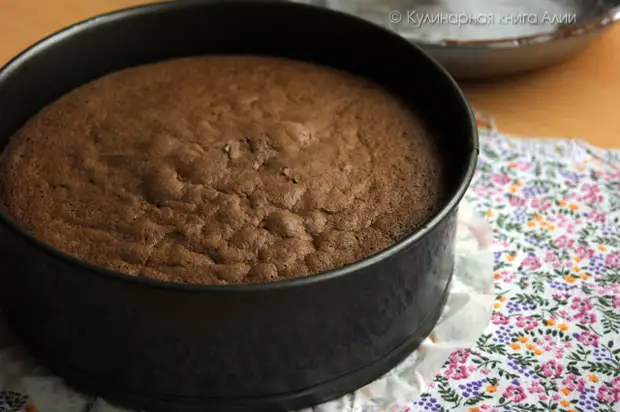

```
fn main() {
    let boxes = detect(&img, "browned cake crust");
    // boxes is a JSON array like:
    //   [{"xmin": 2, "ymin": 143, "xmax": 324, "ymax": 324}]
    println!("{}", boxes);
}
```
[{"xmin": 0, "ymin": 56, "xmax": 444, "ymax": 285}]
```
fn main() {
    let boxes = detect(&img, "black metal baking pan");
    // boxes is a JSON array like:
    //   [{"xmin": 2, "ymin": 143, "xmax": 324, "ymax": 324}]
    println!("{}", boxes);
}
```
[{"xmin": 0, "ymin": 0, "xmax": 478, "ymax": 411}]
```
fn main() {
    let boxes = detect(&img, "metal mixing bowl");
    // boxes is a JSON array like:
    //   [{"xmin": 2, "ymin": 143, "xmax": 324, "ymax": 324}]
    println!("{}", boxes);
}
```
[{"xmin": 311, "ymin": 0, "xmax": 620, "ymax": 79}]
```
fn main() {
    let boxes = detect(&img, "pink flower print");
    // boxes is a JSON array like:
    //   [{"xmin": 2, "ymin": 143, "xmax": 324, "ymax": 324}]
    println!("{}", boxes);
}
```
[
  {"xmin": 577, "ymin": 331, "xmax": 599, "ymax": 347},
  {"xmin": 581, "ymin": 183, "xmax": 600, "ymax": 193},
  {"xmin": 606, "ymin": 171, "xmax": 620, "ymax": 182},
  {"xmin": 515, "ymin": 162, "xmax": 531, "ymax": 171},
  {"xmin": 580, "ymin": 184, "xmax": 603, "ymax": 205},
  {"xmin": 500, "ymin": 272, "xmax": 516, "ymax": 282},
  {"xmin": 559, "ymin": 295, "xmax": 572, "ymax": 303},
  {"xmin": 556, "ymin": 218, "xmax": 574, "ymax": 230},
  {"xmin": 531, "ymin": 198, "xmax": 552, "ymax": 211},
  {"xmin": 559, "ymin": 310, "xmax": 570, "ymax": 318},
  {"xmin": 516, "ymin": 315, "xmax": 538, "ymax": 331},
  {"xmin": 552, "ymin": 394, "xmax": 561, "ymax": 401},
  {"xmin": 571, "ymin": 297, "xmax": 593, "ymax": 312},
  {"xmin": 613, "ymin": 296, "xmax": 620, "ymax": 308},
  {"xmin": 541, "ymin": 360, "xmax": 564, "ymax": 378},
  {"xmin": 544, "ymin": 250, "xmax": 559, "ymax": 263},
  {"xmin": 528, "ymin": 381, "xmax": 545, "ymax": 394},
  {"xmin": 554, "ymin": 235, "xmax": 575, "ymax": 249},
  {"xmin": 481, "ymin": 368, "xmax": 491, "ymax": 375},
  {"xmin": 597, "ymin": 385, "xmax": 620, "ymax": 404},
  {"xmin": 509, "ymin": 196, "xmax": 526, "ymax": 207},
  {"xmin": 574, "ymin": 311, "xmax": 597, "ymax": 324},
  {"xmin": 449, "ymin": 349, "xmax": 470, "ymax": 364},
  {"xmin": 574, "ymin": 246, "xmax": 594, "ymax": 260},
  {"xmin": 503, "ymin": 385, "xmax": 527, "ymax": 403},
  {"xmin": 555, "ymin": 349, "xmax": 564, "ymax": 359},
  {"xmin": 521, "ymin": 255, "xmax": 541, "ymax": 270},
  {"xmin": 492, "ymin": 313, "xmax": 510, "ymax": 325},
  {"xmin": 441, "ymin": 366, "xmax": 454, "ymax": 378},
  {"xmin": 492, "ymin": 173, "xmax": 511, "ymax": 185},
  {"xmin": 562, "ymin": 374, "xmax": 585, "ymax": 392},
  {"xmin": 605, "ymin": 252, "xmax": 620, "ymax": 268},
  {"xmin": 586, "ymin": 210, "xmax": 606, "ymax": 223},
  {"xmin": 447, "ymin": 364, "xmax": 469, "ymax": 380}
]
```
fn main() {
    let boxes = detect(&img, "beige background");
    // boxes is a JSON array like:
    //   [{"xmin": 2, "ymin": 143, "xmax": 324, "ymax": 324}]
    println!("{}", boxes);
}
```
[{"xmin": 1, "ymin": 0, "xmax": 619, "ymax": 148}]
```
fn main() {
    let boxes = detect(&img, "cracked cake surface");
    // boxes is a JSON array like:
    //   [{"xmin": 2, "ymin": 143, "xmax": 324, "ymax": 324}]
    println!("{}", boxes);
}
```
[{"xmin": 0, "ymin": 56, "xmax": 445, "ymax": 285}]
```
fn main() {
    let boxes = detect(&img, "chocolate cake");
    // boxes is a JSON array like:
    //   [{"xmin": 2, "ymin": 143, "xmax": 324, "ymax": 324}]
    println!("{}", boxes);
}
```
[{"xmin": 0, "ymin": 56, "xmax": 445, "ymax": 285}]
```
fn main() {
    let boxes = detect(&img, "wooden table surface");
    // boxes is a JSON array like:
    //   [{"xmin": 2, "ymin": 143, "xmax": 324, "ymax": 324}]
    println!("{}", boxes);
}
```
[{"xmin": 1, "ymin": 0, "xmax": 618, "ymax": 148}]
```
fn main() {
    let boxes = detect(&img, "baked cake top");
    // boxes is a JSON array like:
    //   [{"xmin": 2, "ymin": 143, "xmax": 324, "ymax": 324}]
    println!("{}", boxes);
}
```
[{"xmin": 0, "ymin": 56, "xmax": 444, "ymax": 285}]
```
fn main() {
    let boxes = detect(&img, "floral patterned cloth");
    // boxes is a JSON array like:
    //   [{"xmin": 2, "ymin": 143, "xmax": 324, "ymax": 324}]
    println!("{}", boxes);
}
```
[{"xmin": 412, "ymin": 125, "xmax": 620, "ymax": 412}]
